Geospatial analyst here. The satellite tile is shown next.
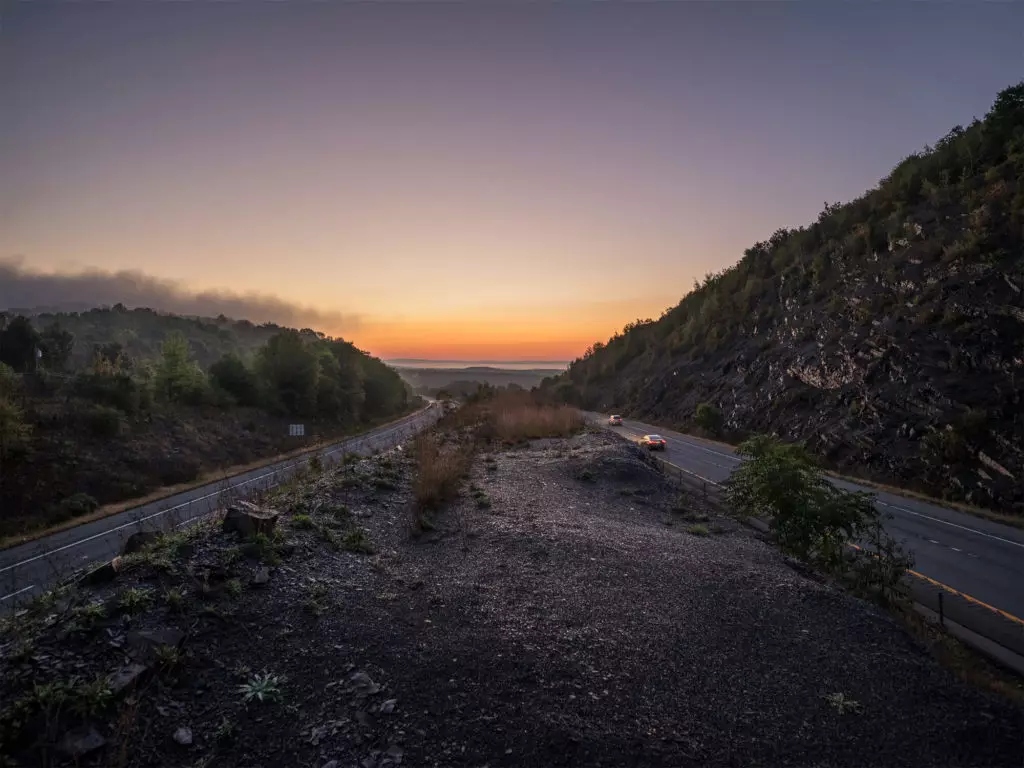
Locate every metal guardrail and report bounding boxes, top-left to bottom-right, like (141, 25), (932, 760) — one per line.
(651, 454), (1024, 665)
(0, 404), (442, 610)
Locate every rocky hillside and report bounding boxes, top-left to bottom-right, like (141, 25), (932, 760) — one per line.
(544, 82), (1024, 514)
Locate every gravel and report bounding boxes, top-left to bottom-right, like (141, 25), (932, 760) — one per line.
(1, 430), (1020, 767)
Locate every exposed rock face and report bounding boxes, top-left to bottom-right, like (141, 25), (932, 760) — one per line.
(547, 83), (1024, 513)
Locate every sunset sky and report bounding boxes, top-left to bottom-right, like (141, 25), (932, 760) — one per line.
(2, 2), (1021, 360)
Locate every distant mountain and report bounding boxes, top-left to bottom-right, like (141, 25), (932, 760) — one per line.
(544, 82), (1024, 514)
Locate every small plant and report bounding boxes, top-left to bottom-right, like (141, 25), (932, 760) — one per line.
(308, 454), (323, 475)
(223, 545), (242, 565)
(238, 672), (284, 703)
(71, 676), (113, 718)
(215, 716), (237, 743)
(304, 582), (329, 616)
(578, 468), (595, 483)
(686, 524), (710, 536)
(225, 578), (243, 598)
(232, 663), (251, 681)
(154, 644), (183, 673)
(292, 513), (315, 529)
(164, 588), (185, 612)
(823, 692), (862, 714)
(117, 586), (154, 616)
(476, 495), (492, 509)
(342, 527), (373, 554)
(246, 533), (280, 565)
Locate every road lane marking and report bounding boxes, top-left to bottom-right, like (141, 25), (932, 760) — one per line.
(876, 501), (1024, 549)
(0, 584), (37, 602)
(928, 539), (939, 544)
(848, 543), (1024, 626)
(0, 411), (432, 576)
(951, 547), (961, 552)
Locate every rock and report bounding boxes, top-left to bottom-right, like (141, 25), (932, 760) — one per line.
(127, 628), (185, 661)
(173, 726), (193, 746)
(350, 671), (381, 695)
(108, 663), (150, 694)
(251, 567), (271, 586)
(380, 699), (397, 714)
(323, 762), (339, 768)
(80, 557), (123, 585)
(122, 530), (161, 554)
(58, 725), (106, 758)
(223, 501), (280, 538)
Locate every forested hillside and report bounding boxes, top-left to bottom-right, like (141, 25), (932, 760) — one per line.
(544, 83), (1024, 514)
(0, 308), (416, 538)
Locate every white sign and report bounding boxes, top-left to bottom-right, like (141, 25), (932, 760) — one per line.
(288, 424), (305, 437)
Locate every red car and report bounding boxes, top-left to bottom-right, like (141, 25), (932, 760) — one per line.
(640, 434), (667, 451)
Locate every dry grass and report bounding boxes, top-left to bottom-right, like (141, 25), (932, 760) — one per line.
(412, 436), (474, 513)
(491, 400), (584, 442)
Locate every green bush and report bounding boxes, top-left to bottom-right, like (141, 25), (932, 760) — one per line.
(694, 402), (723, 433)
(724, 435), (911, 601)
(81, 404), (124, 437)
(54, 493), (100, 520)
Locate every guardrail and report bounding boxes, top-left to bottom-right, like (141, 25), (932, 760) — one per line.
(0, 404), (443, 611)
(650, 453), (1024, 672)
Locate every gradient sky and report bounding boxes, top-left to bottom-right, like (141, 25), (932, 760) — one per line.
(2, 2), (1022, 360)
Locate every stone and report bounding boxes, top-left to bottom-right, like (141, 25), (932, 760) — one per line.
(223, 501), (280, 538)
(80, 557), (123, 585)
(251, 567), (271, 586)
(122, 530), (161, 555)
(323, 762), (339, 768)
(58, 725), (106, 758)
(173, 726), (193, 746)
(109, 663), (150, 694)
(127, 628), (185, 661)
(380, 699), (397, 714)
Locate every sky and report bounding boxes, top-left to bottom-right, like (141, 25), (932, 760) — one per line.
(1, 2), (1022, 361)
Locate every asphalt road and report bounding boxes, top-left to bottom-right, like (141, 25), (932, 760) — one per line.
(594, 413), (1024, 623)
(0, 403), (443, 611)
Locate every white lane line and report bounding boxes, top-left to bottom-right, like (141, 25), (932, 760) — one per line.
(928, 539), (939, 544)
(876, 500), (1024, 549)
(951, 547), (962, 552)
(0, 584), (37, 602)
(0, 412), (431, 576)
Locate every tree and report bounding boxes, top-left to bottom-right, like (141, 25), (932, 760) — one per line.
(724, 435), (911, 601)
(154, 332), (207, 404)
(256, 330), (319, 417)
(0, 316), (40, 372)
(209, 354), (261, 407)
(38, 322), (74, 372)
(694, 402), (723, 434)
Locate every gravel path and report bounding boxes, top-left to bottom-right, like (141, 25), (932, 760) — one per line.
(2, 430), (1020, 767)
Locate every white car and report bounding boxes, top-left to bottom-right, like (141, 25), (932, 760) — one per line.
(608, 415), (623, 426)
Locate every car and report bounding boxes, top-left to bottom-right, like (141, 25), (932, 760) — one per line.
(639, 434), (667, 451)
(608, 415), (623, 426)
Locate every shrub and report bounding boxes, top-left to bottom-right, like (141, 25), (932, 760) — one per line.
(342, 527), (373, 554)
(724, 434), (911, 601)
(694, 402), (723, 434)
(292, 513), (315, 529)
(81, 404), (124, 437)
(413, 435), (473, 511)
(54, 493), (100, 520)
(117, 586), (155, 616)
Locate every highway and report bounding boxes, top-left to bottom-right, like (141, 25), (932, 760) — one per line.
(594, 414), (1024, 623)
(0, 403), (442, 611)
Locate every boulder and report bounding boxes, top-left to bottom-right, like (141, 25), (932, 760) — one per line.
(80, 556), (123, 585)
(222, 501), (280, 538)
(251, 567), (271, 587)
(122, 530), (161, 555)
(57, 726), (106, 758)
(126, 628), (185, 661)
(108, 663), (150, 695)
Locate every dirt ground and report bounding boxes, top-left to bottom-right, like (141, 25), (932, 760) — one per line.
(1, 430), (1021, 768)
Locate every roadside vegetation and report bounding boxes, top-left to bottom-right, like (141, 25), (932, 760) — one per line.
(0, 308), (415, 540)
(724, 434), (913, 603)
(410, 389), (585, 531)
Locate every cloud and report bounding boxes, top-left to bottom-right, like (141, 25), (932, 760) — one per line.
(0, 257), (360, 332)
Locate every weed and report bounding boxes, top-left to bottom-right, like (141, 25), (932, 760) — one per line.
(215, 716), (237, 743)
(292, 513), (315, 529)
(224, 578), (243, 598)
(238, 672), (284, 703)
(165, 588), (186, 612)
(578, 468), (596, 483)
(245, 533), (280, 565)
(413, 435), (474, 511)
(154, 644), (183, 674)
(71, 676), (113, 718)
(304, 582), (329, 616)
(823, 692), (862, 714)
(73, 601), (107, 628)
(686, 524), (710, 536)
(118, 587), (154, 616)
(232, 663), (252, 681)
(476, 495), (492, 509)
(318, 525), (343, 550)
(342, 527), (373, 554)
